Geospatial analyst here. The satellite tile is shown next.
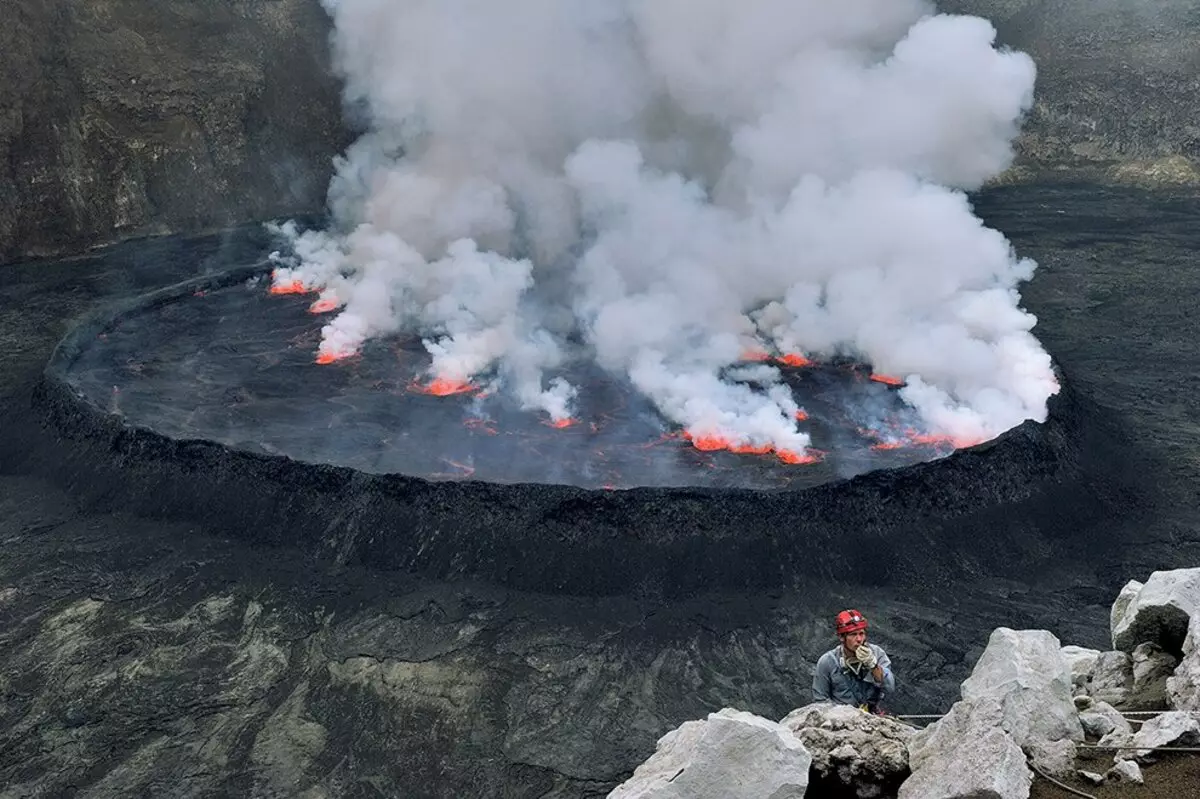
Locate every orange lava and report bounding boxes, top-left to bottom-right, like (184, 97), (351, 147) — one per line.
(740, 349), (771, 362)
(869, 374), (905, 387)
(794, 409), (808, 422)
(683, 431), (820, 464)
(410, 378), (477, 397)
(309, 298), (338, 314)
(776, 353), (813, 368)
(777, 448), (824, 465)
(315, 350), (353, 365)
(269, 274), (309, 295)
(544, 417), (577, 429)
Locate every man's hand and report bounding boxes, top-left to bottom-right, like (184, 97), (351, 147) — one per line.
(855, 645), (877, 670)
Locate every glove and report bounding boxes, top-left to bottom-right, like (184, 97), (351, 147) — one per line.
(855, 645), (878, 670)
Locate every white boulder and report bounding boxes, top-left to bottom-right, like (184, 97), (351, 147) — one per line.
(1078, 700), (1131, 739)
(1111, 568), (1200, 653)
(900, 704), (1030, 799)
(960, 628), (1083, 748)
(1167, 614), (1200, 710)
(607, 708), (811, 799)
(1106, 759), (1144, 784)
(1088, 651), (1132, 707)
(1118, 710), (1200, 763)
(1060, 645), (1101, 691)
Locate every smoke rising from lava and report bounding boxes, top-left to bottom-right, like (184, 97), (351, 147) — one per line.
(270, 0), (1058, 456)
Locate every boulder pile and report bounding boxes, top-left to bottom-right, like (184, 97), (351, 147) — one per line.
(607, 567), (1200, 798)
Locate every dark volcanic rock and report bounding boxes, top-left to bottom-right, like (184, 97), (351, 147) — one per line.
(0, 0), (348, 262)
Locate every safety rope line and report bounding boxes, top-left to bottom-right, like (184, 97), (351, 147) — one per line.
(1029, 762), (1097, 799)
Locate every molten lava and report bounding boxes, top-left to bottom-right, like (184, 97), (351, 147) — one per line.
(777, 353), (813, 368)
(682, 431), (818, 465)
(410, 378), (477, 397)
(309, 298), (339, 314)
(544, 417), (577, 429)
(269, 271), (310, 295)
(869, 374), (905, 387)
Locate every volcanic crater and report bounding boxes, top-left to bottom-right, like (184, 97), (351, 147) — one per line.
(38, 257), (1079, 597)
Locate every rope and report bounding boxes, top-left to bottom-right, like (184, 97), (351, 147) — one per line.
(1078, 744), (1200, 753)
(1029, 762), (1097, 799)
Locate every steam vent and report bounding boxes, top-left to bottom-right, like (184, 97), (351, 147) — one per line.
(38, 260), (1078, 597)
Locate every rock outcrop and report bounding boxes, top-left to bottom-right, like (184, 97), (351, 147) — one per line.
(1111, 568), (1200, 654)
(781, 703), (913, 798)
(607, 709), (811, 799)
(1, 0), (347, 262)
(3, 0), (1200, 262)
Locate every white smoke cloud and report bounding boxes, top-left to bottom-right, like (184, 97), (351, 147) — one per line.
(273, 0), (1057, 455)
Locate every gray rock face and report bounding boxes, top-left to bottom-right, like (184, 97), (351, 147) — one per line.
(1, 0), (347, 262)
(1106, 759), (1144, 785)
(1060, 645), (1101, 691)
(1126, 642), (1177, 710)
(901, 703), (1032, 799)
(781, 703), (913, 798)
(1111, 568), (1200, 654)
(4, 0), (1200, 262)
(1088, 650), (1133, 707)
(607, 709), (811, 799)
(1120, 710), (1200, 763)
(1167, 614), (1200, 711)
(1078, 700), (1131, 739)
(960, 628), (1083, 747)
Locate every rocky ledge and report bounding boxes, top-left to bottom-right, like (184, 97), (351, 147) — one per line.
(611, 567), (1200, 798)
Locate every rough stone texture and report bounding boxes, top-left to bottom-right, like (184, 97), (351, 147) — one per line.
(607, 709), (810, 799)
(960, 628), (1083, 747)
(1106, 759), (1144, 785)
(1089, 651), (1133, 707)
(1120, 710), (1200, 763)
(900, 703), (1032, 799)
(1126, 642), (1177, 710)
(1078, 700), (1131, 740)
(1060, 645), (1101, 691)
(780, 702), (913, 798)
(0, 0), (347, 262)
(1111, 568), (1200, 654)
(1167, 614), (1200, 711)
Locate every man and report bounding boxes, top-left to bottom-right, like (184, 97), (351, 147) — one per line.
(811, 609), (895, 713)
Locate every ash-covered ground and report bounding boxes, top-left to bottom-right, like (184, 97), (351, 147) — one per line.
(1, 184), (1199, 797)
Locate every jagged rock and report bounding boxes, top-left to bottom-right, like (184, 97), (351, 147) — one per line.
(1111, 568), (1200, 654)
(1023, 738), (1077, 780)
(1166, 614), (1200, 710)
(607, 708), (810, 799)
(960, 628), (1083, 748)
(1126, 642), (1176, 710)
(781, 702), (913, 798)
(900, 708), (1031, 799)
(1078, 770), (1104, 785)
(1106, 759), (1144, 784)
(1060, 645), (1101, 691)
(1078, 700), (1131, 739)
(1118, 710), (1200, 763)
(1088, 651), (1133, 707)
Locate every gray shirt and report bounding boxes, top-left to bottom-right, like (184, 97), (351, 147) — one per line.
(811, 643), (895, 707)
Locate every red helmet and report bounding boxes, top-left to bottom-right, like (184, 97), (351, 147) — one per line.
(835, 609), (868, 635)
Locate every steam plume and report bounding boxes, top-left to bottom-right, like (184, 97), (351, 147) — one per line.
(271, 0), (1057, 456)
